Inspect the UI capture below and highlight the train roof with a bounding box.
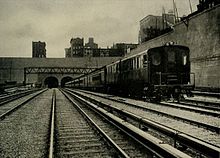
[148,45,190,52]
[108,44,189,66]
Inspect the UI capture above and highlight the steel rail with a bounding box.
[179,101,220,111]
[159,101,220,117]
[71,89,220,133]
[0,89,41,106]
[60,89,130,158]
[0,89,47,120]
[192,91,220,98]
[183,98,220,107]
[48,90,56,158]
[67,89,220,158]
[63,89,191,158]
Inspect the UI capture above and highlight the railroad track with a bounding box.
[0,88,52,157]
[54,89,191,158]
[159,101,220,117]
[0,89,47,120]
[71,89,220,133]
[192,91,220,99]
[66,88,220,158]
[0,88,218,157]
[51,89,119,157]
[0,88,41,106]
[182,97,220,109]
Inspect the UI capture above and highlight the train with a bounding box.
[65,43,195,102]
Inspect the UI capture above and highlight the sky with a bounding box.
[0,0,199,58]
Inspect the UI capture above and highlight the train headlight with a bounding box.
[165,41,175,46]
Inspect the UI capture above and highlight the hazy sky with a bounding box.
[0,0,199,58]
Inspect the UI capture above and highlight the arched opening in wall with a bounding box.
[61,76,73,87]
[44,77,59,88]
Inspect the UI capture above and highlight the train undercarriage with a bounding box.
[143,84,194,102]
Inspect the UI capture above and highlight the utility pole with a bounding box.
[188,0,193,13]
[162,6,165,30]
[172,0,179,23]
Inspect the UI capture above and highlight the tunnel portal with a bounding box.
[61,76,73,87]
[44,77,59,88]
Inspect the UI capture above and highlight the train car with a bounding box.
[109,43,194,101]
[66,66,106,91]
[66,43,195,101]
[86,67,105,91]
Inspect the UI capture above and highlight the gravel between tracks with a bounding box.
[0,90,44,116]
[0,89,52,157]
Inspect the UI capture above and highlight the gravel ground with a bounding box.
[0,89,52,158]
[74,89,220,147]
[0,90,44,116]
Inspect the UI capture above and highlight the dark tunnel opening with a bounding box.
[44,77,59,88]
[61,76,73,87]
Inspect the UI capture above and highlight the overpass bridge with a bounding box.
[24,67,97,88]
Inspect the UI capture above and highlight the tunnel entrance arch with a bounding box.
[61,76,73,87]
[44,77,58,88]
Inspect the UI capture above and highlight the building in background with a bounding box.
[32,41,46,58]
[65,37,137,57]
[85,37,98,49]
[65,48,71,58]
[138,12,175,44]
[70,37,84,57]
[112,43,138,55]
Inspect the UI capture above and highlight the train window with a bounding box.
[108,67,111,73]
[128,60,131,70]
[143,55,148,67]
[182,53,187,65]
[168,51,175,63]
[151,52,161,66]
[113,65,116,73]
[143,55,147,61]
[137,57,139,68]
[116,63,120,72]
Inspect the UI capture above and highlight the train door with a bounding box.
[148,48,163,85]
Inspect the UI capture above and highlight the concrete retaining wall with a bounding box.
[129,5,220,90]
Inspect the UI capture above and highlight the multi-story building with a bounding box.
[32,41,46,58]
[65,48,71,58]
[70,37,84,57]
[85,37,98,49]
[65,37,137,57]
[112,43,138,55]
[138,12,175,44]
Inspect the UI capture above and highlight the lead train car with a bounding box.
[66,44,195,101]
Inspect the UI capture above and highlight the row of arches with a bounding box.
[44,76,73,88]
